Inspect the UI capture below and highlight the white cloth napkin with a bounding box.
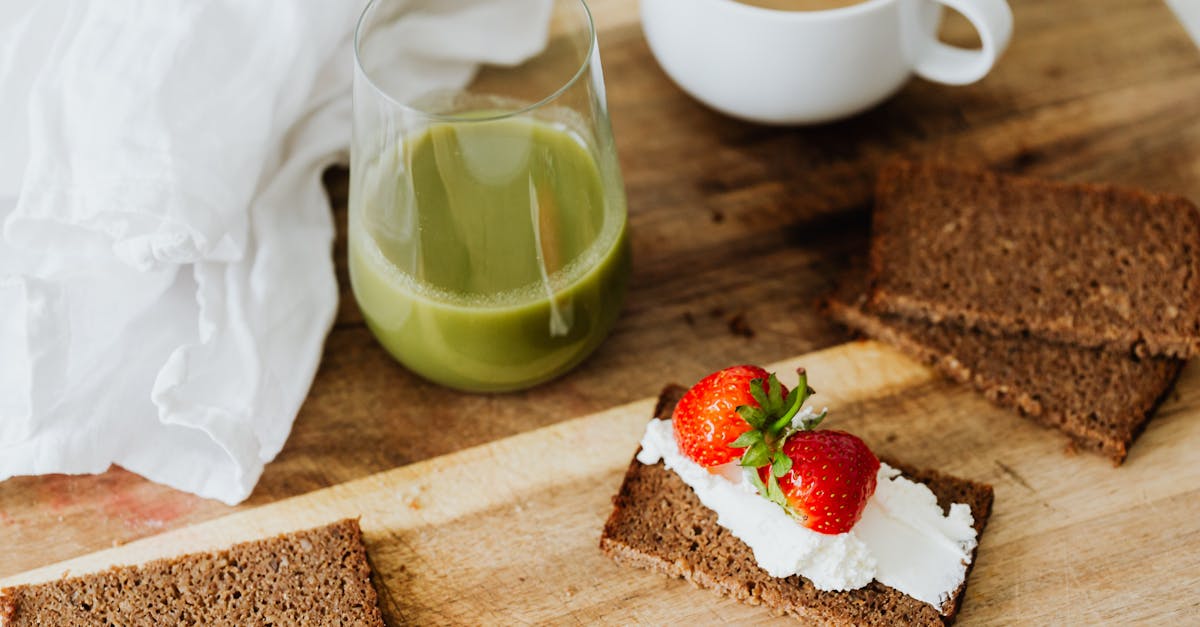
[0,0,552,505]
[1167,0,1200,49]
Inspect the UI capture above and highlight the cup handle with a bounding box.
[914,0,1013,85]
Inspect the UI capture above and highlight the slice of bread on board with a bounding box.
[0,518,384,627]
[600,386,994,626]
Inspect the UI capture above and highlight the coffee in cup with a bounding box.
[734,0,868,11]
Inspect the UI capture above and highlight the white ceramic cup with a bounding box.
[640,0,1013,125]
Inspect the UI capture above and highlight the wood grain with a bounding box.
[3,0,1200,591]
[4,341,1198,625]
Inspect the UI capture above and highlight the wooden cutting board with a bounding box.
[3,340,1197,625]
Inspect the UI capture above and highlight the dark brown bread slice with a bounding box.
[0,518,384,627]
[600,386,994,626]
[825,271,1184,463]
[866,159,1200,358]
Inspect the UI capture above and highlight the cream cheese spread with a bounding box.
[636,417,978,610]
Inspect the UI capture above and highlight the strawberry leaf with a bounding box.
[771,451,792,477]
[746,468,769,497]
[766,373,783,412]
[766,472,786,506]
[730,430,764,449]
[736,405,766,428]
[749,378,769,411]
[783,387,798,410]
[797,408,828,431]
[739,441,771,468]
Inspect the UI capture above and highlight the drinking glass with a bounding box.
[350,0,630,392]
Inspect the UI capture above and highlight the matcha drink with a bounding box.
[349,116,630,391]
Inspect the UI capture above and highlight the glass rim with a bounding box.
[353,0,598,124]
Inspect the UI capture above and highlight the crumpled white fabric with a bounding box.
[0,0,552,504]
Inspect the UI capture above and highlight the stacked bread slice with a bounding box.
[825,160,1197,463]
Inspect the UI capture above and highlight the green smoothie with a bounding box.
[349,115,630,392]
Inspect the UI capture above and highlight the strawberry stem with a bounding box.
[766,368,814,435]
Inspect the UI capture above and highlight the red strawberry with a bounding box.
[759,430,879,534]
[672,365,787,468]
[718,366,879,535]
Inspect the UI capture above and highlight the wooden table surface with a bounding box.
[3,0,1200,584]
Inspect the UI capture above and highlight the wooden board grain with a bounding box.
[5,341,1198,625]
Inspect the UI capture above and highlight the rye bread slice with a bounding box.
[824,271,1184,464]
[866,159,1200,358]
[600,386,994,626]
[0,518,384,627]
